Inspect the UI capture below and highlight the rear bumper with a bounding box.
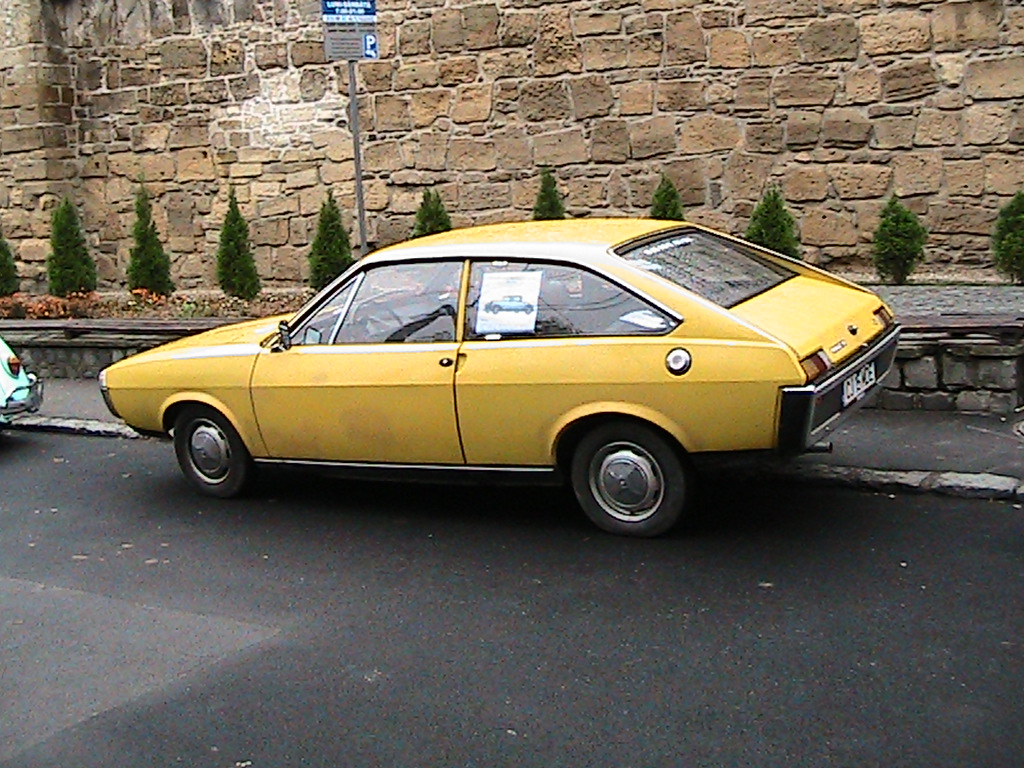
[777,324,900,455]
[1,374,43,418]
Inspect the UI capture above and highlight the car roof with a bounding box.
[367,218,684,265]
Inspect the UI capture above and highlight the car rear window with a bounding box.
[618,229,795,308]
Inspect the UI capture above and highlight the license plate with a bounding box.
[841,362,876,407]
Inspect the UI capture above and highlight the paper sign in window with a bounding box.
[475,271,543,335]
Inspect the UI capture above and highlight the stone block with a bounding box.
[619,82,653,116]
[570,75,613,119]
[919,392,955,411]
[860,12,931,55]
[785,111,821,148]
[452,84,493,123]
[773,73,837,107]
[735,75,771,112]
[800,16,859,62]
[956,390,1017,414]
[881,59,939,102]
[976,359,1019,391]
[965,57,1024,99]
[631,116,678,159]
[914,109,961,146]
[945,160,985,197]
[932,0,1001,52]
[398,20,431,56]
[628,33,663,68]
[892,153,943,196]
[928,203,996,235]
[829,163,891,199]
[878,389,917,410]
[708,29,750,68]
[822,108,872,147]
[160,39,206,75]
[463,4,499,50]
[449,138,497,171]
[534,9,581,76]
[872,115,916,149]
[802,208,858,246]
[724,153,774,200]
[410,90,452,128]
[783,165,829,202]
[964,104,1010,145]
[664,12,706,65]
[678,114,739,155]
[656,80,704,112]
[591,120,630,164]
[902,356,939,388]
[574,11,621,36]
[581,38,628,72]
[746,0,817,22]
[534,128,587,166]
[985,154,1024,196]
[518,80,570,121]
[745,122,784,153]
[751,32,800,67]
[439,57,479,86]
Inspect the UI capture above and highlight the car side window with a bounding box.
[333,261,463,344]
[465,261,674,340]
[294,281,358,346]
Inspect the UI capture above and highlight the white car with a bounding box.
[0,334,43,427]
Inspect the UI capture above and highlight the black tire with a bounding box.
[570,420,693,537]
[173,405,253,498]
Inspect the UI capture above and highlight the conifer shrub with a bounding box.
[47,197,97,297]
[411,189,453,239]
[309,190,354,290]
[992,189,1024,284]
[532,168,566,221]
[0,227,18,296]
[872,195,927,285]
[127,185,174,296]
[216,187,260,301]
[745,186,801,259]
[650,174,685,221]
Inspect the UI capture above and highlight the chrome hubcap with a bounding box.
[188,420,231,482]
[589,442,663,522]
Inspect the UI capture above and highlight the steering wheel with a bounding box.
[349,302,404,343]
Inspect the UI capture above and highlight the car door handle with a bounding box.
[439,357,454,367]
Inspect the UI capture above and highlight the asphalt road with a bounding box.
[2,431,1023,768]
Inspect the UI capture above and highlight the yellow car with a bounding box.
[100,219,899,536]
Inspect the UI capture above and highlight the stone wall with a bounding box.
[1,0,1022,291]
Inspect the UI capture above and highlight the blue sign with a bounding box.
[322,0,376,24]
[362,33,379,59]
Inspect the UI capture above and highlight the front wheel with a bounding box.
[173,406,253,498]
[570,421,693,537]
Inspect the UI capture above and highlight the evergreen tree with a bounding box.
[993,189,1024,284]
[47,197,97,297]
[127,185,174,295]
[0,226,18,296]
[872,195,927,285]
[411,189,453,239]
[745,186,801,259]
[650,174,685,221]
[216,187,260,300]
[309,190,353,290]
[532,167,566,221]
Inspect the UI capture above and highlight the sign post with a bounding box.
[322,0,378,257]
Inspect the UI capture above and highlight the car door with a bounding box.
[455,259,678,466]
[249,260,466,465]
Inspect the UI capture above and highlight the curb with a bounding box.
[8,416,140,440]
[769,463,1024,502]
[8,417,1023,503]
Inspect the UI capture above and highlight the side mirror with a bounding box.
[277,319,293,351]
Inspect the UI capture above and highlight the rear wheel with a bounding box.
[570,421,693,537]
[173,405,253,498]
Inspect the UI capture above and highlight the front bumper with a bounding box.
[777,324,900,455]
[1,373,44,418]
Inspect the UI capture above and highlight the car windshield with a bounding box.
[618,229,795,308]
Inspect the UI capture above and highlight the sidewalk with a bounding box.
[8,377,1024,502]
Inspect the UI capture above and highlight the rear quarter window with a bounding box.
[619,230,795,308]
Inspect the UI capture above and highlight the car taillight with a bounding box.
[6,356,21,376]
[799,349,832,382]
[874,305,895,327]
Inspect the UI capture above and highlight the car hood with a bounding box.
[730,275,890,365]
[151,315,287,354]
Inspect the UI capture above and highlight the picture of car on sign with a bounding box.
[484,295,535,314]
[100,218,899,537]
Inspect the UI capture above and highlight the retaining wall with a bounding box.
[5,316,1022,414]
